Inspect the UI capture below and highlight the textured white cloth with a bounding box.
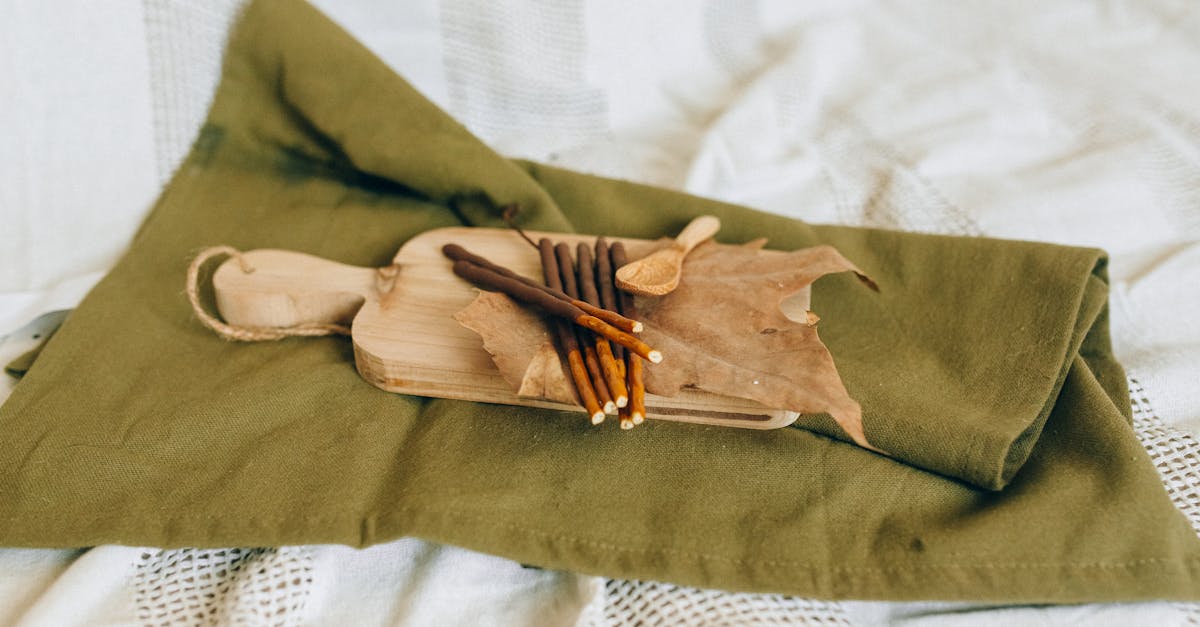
[0,1,159,299]
[1,0,1198,625]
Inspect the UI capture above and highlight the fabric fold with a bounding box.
[1,0,1198,602]
[222,0,571,234]
[519,162,1121,489]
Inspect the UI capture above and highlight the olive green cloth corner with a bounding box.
[2,0,1197,602]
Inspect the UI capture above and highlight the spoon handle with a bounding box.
[673,215,721,252]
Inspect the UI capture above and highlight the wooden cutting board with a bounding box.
[212,227,806,429]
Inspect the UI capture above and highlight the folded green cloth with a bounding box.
[2,0,1197,601]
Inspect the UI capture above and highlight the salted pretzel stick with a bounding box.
[536,239,603,423]
[610,242,646,425]
[577,242,629,409]
[451,260,662,363]
[556,243,615,416]
[443,244,641,333]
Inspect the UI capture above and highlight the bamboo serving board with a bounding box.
[213,227,805,429]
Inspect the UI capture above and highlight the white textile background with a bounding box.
[1,0,1198,624]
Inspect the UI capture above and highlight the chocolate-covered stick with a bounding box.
[443,244,641,333]
[537,240,604,424]
[451,260,662,363]
[578,242,629,409]
[598,238,634,429]
[611,242,646,425]
[556,243,615,416]
[595,238,626,376]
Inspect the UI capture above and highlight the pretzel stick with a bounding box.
[556,243,615,415]
[598,238,633,428]
[451,260,662,363]
[537,240,603,423]
[443,244,641,333]
[626,350,646,425]
[613,372,634,428]
[594,342,627,408]
[577,317,660,362]
[581,343,614,415]
[594,238,626,378]
[577,242,629,409]
[610,242,646,425]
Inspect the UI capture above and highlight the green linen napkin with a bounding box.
[2,0,1197,601]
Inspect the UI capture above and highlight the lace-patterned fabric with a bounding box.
[134,548,313,627]
[1131,375,1200,536]
[578,579,851,627]
[1128,374,1200,624]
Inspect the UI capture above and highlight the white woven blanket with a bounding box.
[2,0,1198,624]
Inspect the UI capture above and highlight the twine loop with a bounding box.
[186,246,352,341]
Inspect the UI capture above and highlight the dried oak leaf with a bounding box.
[453,293,578,404]
[636,241,877,449]
[455,241,877,450]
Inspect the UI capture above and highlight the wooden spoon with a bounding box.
[615,215,721,296]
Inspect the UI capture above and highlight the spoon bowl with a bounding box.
[615,215,720,296]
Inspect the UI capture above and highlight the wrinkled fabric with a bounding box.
[1,0,1197,602]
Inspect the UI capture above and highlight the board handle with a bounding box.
[212,249,385,329]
